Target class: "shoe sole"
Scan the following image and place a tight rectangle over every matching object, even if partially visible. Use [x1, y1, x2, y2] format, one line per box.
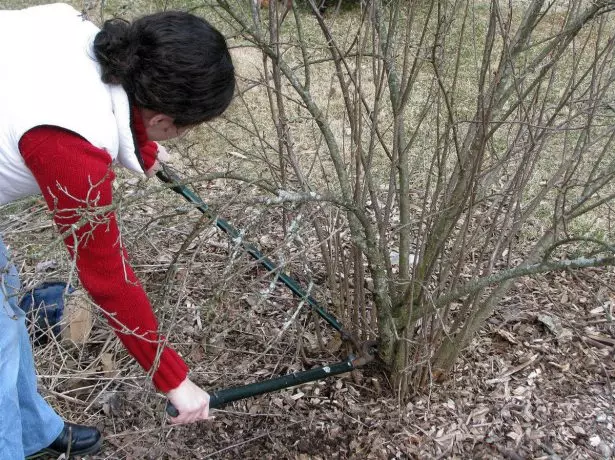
[26, 437, 102, 459]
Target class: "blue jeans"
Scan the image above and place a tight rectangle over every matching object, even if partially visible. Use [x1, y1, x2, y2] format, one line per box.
[0, 235, 64, 458]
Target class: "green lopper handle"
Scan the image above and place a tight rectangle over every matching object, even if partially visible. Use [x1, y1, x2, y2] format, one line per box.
[155, 166, 347, 337]
[165, 357, 356, 417]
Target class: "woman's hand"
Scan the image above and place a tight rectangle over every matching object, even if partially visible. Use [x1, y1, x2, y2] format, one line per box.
[166, 377, 211, 424]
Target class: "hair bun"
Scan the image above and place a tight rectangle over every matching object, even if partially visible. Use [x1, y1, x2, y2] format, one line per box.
[93, 18, 135, 84]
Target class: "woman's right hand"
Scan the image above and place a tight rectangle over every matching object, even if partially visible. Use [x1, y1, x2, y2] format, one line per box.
[145, 143, 171, 178]
[166, 377, 211, 424]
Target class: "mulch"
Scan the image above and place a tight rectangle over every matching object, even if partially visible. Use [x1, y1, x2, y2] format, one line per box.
[2, 181, 613, 460]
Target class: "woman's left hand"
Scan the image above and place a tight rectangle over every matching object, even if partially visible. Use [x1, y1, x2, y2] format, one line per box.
[166, 377, 212, 425]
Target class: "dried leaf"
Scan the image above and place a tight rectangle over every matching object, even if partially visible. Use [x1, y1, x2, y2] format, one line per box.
[35, 260, 57, 273]
[101, 352, 117, 378]
[537, 314, 563, 336]
[497, 329, 518, 344]
[62, 290, 92, 344]
[589, 435, 601, 446]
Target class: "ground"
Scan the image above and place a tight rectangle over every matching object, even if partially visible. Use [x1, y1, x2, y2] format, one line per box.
[2, 188, 613, 460]
[90, 270, 614, 460]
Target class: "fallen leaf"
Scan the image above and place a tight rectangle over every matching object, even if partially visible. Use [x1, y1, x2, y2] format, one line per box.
[35, 260, 57, 273]
[101, 352, 117, 378]
[62, 290, 92, 344]
[537, 314, 564, 337]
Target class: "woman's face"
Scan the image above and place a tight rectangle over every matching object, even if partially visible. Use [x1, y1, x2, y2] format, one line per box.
[140, 108, 195, 141]
[147, 121, 192, 141]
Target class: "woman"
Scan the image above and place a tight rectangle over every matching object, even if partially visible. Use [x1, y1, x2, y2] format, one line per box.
[0, 3, 235, 457]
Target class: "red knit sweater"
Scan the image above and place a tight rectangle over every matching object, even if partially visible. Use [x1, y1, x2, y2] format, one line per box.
[18, 113, 189, 393]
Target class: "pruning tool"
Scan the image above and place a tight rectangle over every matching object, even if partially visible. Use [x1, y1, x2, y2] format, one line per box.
[156, 164, 377, 416]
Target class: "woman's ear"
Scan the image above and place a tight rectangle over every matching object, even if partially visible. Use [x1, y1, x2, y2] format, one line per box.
[144, 111, 174, 130]
[140, 108, 179, 141]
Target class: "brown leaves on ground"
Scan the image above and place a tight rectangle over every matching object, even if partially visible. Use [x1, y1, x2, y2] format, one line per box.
[3, 182, 614, 459]
[38, 263, 615, 459]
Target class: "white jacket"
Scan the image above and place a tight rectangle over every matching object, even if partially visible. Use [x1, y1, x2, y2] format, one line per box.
[0, 3, 144, 205]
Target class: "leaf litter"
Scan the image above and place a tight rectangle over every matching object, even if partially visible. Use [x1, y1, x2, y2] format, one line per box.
[1, 175, 614, 460]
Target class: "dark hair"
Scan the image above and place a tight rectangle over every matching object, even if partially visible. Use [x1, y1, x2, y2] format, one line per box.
[93, 12, 235, 126]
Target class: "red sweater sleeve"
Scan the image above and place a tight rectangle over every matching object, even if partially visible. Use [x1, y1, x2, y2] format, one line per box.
[19, 126, 188, 392]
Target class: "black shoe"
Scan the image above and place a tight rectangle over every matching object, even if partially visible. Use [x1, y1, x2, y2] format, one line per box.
[27, 422, 102, 458]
